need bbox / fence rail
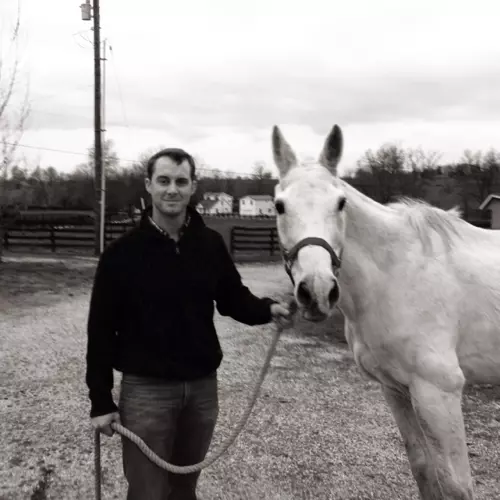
[3,222,135,252]
[5,216,491,258]
[230,226,280,256]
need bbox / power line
[109,44,129,130]
[29,108,91,120]
[5,141,96,159]
[71,29,93,50]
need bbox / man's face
[145,156,197,216]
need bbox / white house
[239,195,275,217]
[479,193,500,229]
[196,192,233,215]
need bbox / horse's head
[272,125,346,322]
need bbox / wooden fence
[6,215,490,258]
[3,221,135,252]
[229,225,280,257]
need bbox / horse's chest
[345,321,405,389]
[352,341,386,384]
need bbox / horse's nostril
[297,281,313,307]
[328,281,340,306]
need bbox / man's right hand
[91,411,121,437]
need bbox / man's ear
[191,178,198,196]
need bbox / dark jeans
[118,372,219,500]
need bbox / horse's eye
[338,197,346,211]
[275,200,285,215]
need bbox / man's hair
[146,148,196,180]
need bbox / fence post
[270,227,275,256]
[50,226,56,253]
[229,227,235,255]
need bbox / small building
[196,192,233,215]
[479,194,500,229]
[239,195,275,217]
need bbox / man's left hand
[270,302,294,329]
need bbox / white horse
[271,124,500,500]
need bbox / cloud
[29,58,500,143]
[3,0,500,176]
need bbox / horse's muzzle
[296,276,339,321]
[328,279,340,306]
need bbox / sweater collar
[147,211,191,238]
[139,205,203,240]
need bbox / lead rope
[94,314,293,500]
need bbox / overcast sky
[2,0,500,177]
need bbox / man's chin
[163,208,182,216]
[158,203,184,216]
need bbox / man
[86,147,293,500]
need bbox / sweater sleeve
[85,249,119,418]
[214,233,277,325]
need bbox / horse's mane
[336,179,464,253]
[388,197,464,251]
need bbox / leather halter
[280,237,342,285]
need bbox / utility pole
[81,0,103,256]
[92,0,103,256]
[100,38,107,255]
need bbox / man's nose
[165,182,178,193]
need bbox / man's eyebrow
[156,174,189,179]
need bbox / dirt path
[1,256,499,499]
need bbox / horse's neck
[338,181,401,319]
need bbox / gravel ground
[1,253,499,500]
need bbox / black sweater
[86,207,277,417]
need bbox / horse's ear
[319,125,343,175]
[272,125,298,177]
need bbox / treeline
[0,165,278,212]
[1,141,500,222]
[0,140,279,212]
[347,144,500,220]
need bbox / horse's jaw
[298,290,338,322]
[302,308,329,322]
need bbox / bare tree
[125,145,170,177]
[250,161,273,194]
[252,161,273,179]
[27,165,61,206]
[461,148,500,203]
[0,2,30,184]
[0,2,28,259]
[356,144,442,202]
[446,149,500,219]
[73,139,121,179]
[406,146,442,172]
[402,146,442,198]
[356,143,406,203]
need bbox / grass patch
[0,252,97,312]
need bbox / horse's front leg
[409,361,474,500]
[381,384,429,499]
